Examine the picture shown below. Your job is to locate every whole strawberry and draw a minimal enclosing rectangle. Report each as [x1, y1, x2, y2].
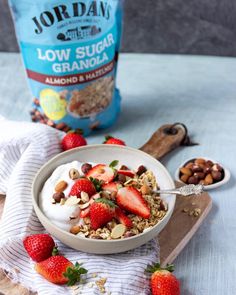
[35, 256, 87, 285]
[146, 263, 180, 295]
[90, 198, 116, 230]
[103, 135, 126, 146]
[69, 178, 96, 198]
[61, 131, 87, 151]
[23, 233, 57, 262]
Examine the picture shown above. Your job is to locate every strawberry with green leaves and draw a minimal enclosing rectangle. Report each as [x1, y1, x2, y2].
[61, 131, 87, 151]
[103, 135, 126, 146]
[35, 256, 87, 285]
[90, 198, 116, 230]
[23, 233, 57, 262]
[146, 263, 180, 295]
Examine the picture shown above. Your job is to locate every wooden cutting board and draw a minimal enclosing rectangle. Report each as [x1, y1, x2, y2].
[0, 124, 212, 294]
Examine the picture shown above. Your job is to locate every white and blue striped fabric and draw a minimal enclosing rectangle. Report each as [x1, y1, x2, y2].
[0, 118, 158, 295]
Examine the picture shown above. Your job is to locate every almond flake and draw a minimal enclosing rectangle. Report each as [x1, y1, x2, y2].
[111, 224, 126, 239]
[65, 196, 80, 206]
[81, 191, 89, 203]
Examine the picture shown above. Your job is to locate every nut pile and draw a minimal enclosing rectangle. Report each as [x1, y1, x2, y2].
[179, 158, 224, 186]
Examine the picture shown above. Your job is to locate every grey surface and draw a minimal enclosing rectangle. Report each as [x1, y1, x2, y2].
[0, 52, 236, 294]
[2, 0, 236, 56]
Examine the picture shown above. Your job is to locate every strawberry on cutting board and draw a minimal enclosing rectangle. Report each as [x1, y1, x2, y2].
[35, 256, 87, 285]
[103, 135, 126, 146]
[116, 187, 150, 219]
[61, 131, 87, 151]
[146, 263, 180, 295]
[23, 233, 57, 262]
[69, 178, 96, 198]
[86, 164, 115, 183]
[90, 198, 116, 230]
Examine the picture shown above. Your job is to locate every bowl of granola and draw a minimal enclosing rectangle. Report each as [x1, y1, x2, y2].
[32, 145, 175, 254]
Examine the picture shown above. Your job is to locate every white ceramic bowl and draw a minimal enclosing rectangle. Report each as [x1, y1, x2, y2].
[32, 145, 175, 254]
[175, 156, 230, 190]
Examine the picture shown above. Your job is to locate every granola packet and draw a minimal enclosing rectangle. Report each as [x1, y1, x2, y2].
[9, 0, 123, 134]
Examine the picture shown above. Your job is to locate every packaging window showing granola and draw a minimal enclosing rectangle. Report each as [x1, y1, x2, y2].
[9, 0, 123, 134]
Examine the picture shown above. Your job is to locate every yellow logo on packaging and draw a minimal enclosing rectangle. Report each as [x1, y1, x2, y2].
[40, 89, 67, 120]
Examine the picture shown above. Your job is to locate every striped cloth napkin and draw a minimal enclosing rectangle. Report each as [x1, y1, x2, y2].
[0, 118, 159, 295]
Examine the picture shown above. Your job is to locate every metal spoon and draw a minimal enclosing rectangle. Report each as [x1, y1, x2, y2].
[154, 184, 204, 196]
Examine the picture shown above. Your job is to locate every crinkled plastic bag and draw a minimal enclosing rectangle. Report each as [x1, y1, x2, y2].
[9, 0, 123, 134]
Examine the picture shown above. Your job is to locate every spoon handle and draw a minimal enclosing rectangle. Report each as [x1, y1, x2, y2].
[154, 184, 204, 197]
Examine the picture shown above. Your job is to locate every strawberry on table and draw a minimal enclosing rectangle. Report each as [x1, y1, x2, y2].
[61, 131, 87, 151]
[90, 198, 116, 230]
[35, 256, 87, 285]
[86, 164, 115, 183]
[103, 135, 126, 146]
[116, 187, 150, 219]
[23, 233, 57, 262]
[146, 263, 180, 295]
[115, 207, 133, 228]
[69, 178, 96, 198]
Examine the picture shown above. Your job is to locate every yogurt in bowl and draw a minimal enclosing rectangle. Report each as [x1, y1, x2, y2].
[32, 145, 175, 254]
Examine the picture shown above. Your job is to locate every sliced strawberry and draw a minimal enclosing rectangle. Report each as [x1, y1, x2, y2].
[116, 187, 150, 219]
[115, 207, 133, 228]
[118, 170, 135, 178]
[102, 182, 122, 193]
[80, 207, 90, 218]
[86, 164, 115, 183]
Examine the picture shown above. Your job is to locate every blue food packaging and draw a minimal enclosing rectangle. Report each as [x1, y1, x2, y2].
[9, 0, 123, 134]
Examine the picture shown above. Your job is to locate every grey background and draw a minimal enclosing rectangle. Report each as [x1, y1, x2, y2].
[1, 0, 236, 56]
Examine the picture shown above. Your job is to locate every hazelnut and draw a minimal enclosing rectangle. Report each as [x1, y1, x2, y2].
[180, 167, 192, 176]
[117, 173, 126, 183]
[69, 168, 80, 180]
[53, 192, 65, 203]
[81, 163, 92, 174]
[211, 171, 223, 181]
[206, 160, 213, 167]
[212, 164, 223, 172]
[55, 180, 68, 192]
[203, 165, 211, 174]
[188, 176, 199, 185]
[193, 172, 205, 180]
[192, 165, 203, 173]
[120, 165, 129, 170]
[136, 165, 147, 176]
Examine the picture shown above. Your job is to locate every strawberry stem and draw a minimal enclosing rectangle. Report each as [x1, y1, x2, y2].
[95, 198, 117, 208]
[63, 262, 88, 286]
[52, 246, 59, 256]
[146, 263, 175, 273]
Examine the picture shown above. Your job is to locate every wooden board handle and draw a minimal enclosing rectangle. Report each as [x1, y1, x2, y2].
[140, 123, 187, 160]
